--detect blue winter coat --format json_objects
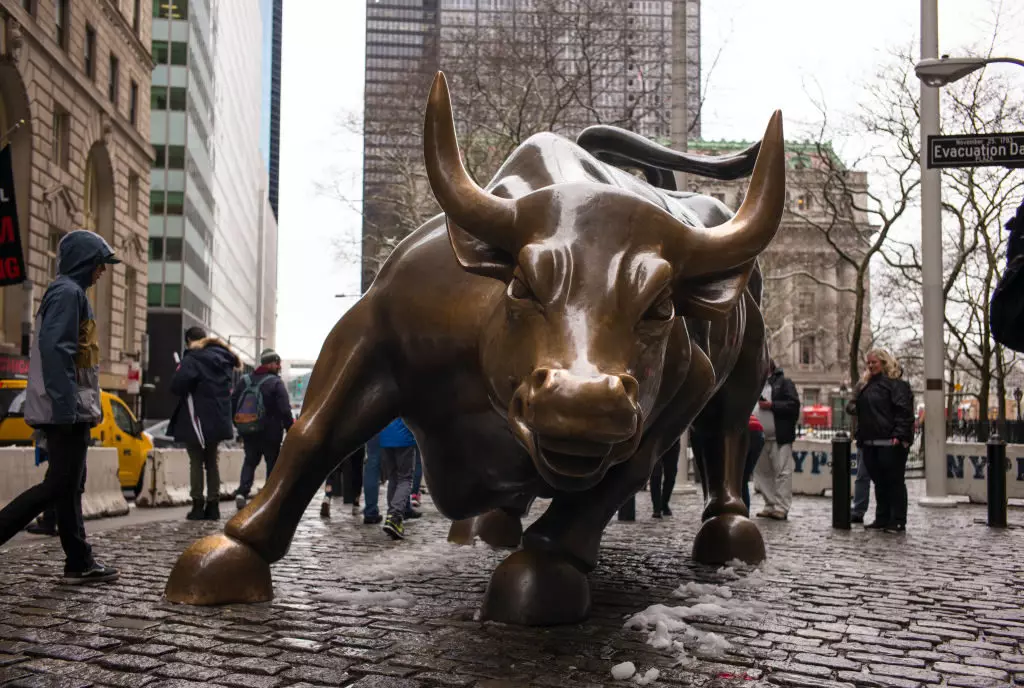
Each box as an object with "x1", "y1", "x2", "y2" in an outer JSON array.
[
  {"x1": 379, "y1": 418, "x2": 416, "y2": 448},
  {"x1": 169, "y1": 337, "x2": 240, "y2": 446},
  {"x1": 24, "y1": 230, "x2": 117, "y2": 428}
]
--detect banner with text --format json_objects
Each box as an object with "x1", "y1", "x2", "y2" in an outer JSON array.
[{"x1": 0, "y1": 145, "x2": 26, "y2": 286}]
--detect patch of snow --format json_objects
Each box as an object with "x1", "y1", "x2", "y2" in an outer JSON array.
[
  {"x1": 725, "y1": 558, "x2": 747, "y2": 568},
  {"x1": 315, "y1": 588, "x2": 413, "y2": 608},
  {"x1": 716, "y1": 565, "x2": 740, "y2": 579},
  {"x1": 611, "y1": 661, "x2": 636, "y2": 680},
  {"x1": 634, "y1": 668, "x2": 660, "y2": 685}
]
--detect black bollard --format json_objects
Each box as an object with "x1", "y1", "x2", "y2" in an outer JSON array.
[
  {"x1": 987, "y1": 431, "x2": 1007, "y2": 528},
  {"x1": 617, "y1": 495, "x2": 636, "y2": 521},
  {"x1": 832, "y1": 431, "x2": 852, "y2": 530}
]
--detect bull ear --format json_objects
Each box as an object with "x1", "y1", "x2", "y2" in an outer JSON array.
[
  {"x1": 673, "y1": 261, "x2": 755, "y2": 320},
  {"x1": 447, "y1": 217, "x2": 515, "y2": 281}
]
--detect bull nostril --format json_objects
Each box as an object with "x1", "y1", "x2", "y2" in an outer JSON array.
[
  {"x1": 531, "y1": 368, "x2": 551, "y2": 389},
  {"x1": 618, "y1": 374, "x2": 640, "y2": 405}
]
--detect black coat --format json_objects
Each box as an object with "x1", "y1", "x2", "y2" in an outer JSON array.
[
  {"x1": 231, "y1": 368, "x2": 294, "y2": 445},
  {"x1": 991, "y1": 197, "x2": 1024, "y2": 352},
  {"x1": 767, "y1": 368, "x2": 801, "y2": 446},
  {"x1": 169, "y1": 338, "x2": 241, "y2": 447},
  {"x1": 851, "y1": 374, "x2": 914, "y2": 446}
]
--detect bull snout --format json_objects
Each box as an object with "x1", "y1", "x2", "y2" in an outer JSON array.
[{"x1": 521, "y1": 368, "x2": 640, "y2": 445}]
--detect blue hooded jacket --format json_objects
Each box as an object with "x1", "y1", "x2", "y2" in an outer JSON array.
[
  {"x1": 24, "y1": 230, "x2": 118, "y2": 427},
  {"x1": 379, "y1": 418, "x2": 416, "y2": 448}
]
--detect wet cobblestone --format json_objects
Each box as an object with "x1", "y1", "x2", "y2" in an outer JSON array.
[{"x1": 0, "y1": 480, "x2": 1021, "y2": 687}]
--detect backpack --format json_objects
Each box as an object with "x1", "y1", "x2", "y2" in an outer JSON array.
[{"x1": 233, "y1": 374, "x2": 271, "y2": 435}]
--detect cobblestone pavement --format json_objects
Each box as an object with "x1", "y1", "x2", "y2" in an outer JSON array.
[{"x1": 0, "y1": 480, "x2": 1022, "y2": 688}]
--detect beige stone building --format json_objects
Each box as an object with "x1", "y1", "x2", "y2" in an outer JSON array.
[
  {"x1": 0, "y1": 0, "x2": 152, "y2": 394},
  {"x1": 686, "y1": 141, "x2": 873, "y2": 420}
]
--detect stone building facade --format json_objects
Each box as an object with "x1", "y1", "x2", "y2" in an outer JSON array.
[
  {"x1": 687, "y1": 141, "x2": 873, "y2": 419},
  {"x1": 0, "y1": 0, "x2": 152, "y2": 395}
]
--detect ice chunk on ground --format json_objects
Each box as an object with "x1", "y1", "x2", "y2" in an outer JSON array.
[
  {"x1": 315, "y1": 588, "x2": 413, "y2": 607},
  {"x1": 611, "y1": 661, "x2": 636, "y2": 680},
  {"x1": 673, "y1": 581, "x2": 732, "y2": 598},
  {"x1": 716, "y1": 565, "x2": 740, "y2": 579},
  {"x1": 634, "y1": 668, "x2": 660, "y2": 685}
]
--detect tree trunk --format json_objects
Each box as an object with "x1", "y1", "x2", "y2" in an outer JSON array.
[
  {"x1": 995, "y1": 344, "x2": 1007, "y2": 427},
  {"x1": 848, "y1": 275, "x2": 867, "y2": 386}
]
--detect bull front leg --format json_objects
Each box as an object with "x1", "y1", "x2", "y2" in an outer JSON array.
[
  {"x1": 480, "y1": 350, "x2": 717, "y2": 626},
  {"x1": 165, "y1": 300, "x2": 400, "y2": 605}
]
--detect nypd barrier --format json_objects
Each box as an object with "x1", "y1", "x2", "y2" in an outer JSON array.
[
  {"x1": 135, "y1": 448, "x2": 266, "y2": 507},
  {"x1": 946, "y1": 442, "x2": 1024, "y2": 504},
  {"x1": 0, "y1": 447, "x2": 129, "y2": 519},
  {"x1": 791, "y1": 439, "x2": 856, "y2": 496}
]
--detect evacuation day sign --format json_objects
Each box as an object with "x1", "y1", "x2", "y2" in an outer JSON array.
[
  {"x1": 927, "y1": 132, "x2": 1024, "y2": 169},
  {"x1": 0, "y1": 145, "x2": 26, "y2": 286}
]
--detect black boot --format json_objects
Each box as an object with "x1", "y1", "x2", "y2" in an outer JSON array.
[
  {"x1": 204, "y1": 501, "x2": 220, "y2": 520},
  {"x1": 186, "y1": 502, "x2": 206, "y2": 521}
]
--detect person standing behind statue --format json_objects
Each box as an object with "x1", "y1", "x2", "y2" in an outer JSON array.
[
  {"x1": 650, "y1": 438, "x2": 680, "y2": 518},
  {"x1": 743, "y1": 413, "x2": 765, "y2": 511},
  {"x1": 379, "y1": 418, "x2": 417, "y2": 540},
  {"x1": 170, "y1": 326, "x2": 240, "y2": 521},
  {"x1": 232, "y1": 349, "x2": 293, "y2": 510},
  {"x1": 0, "y1": 230, "x2": 120, "y2": 583},
  {"x1": 847, "y1": 349, "x2": 914, "y2": 533},
  {"x1": 753, "y1": 361, "x2": 800, "y2": 520}
]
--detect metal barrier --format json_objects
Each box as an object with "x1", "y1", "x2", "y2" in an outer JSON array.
[
  {"x1": 831, "y1": 433, "x2": 852, "y2": 530},
  {"x1": 987, "y1": 432, "x2": 1007, "y2": 527}
]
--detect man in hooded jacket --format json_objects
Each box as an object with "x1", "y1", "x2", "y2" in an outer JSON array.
[
  {"x1": 0, "y1": 230, "x2": 120, "y2": 584},
  {"x1": 170, "y1": 326, "x2": 240, "y2": 520}
]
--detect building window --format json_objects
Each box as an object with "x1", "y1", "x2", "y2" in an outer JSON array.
[
  {"x1": 795, "y1": 194, "x2": 813, "y2": 211},
  {"x1": 150, "y1": 190, "x2": 165, "y2": 214},
  {"x1": 168, "y1": 86, "x2": 186, "y2": 110},
  {"x1": 154, "y1": 0, "x2": 188, "y2": 19},
  {"x1": 55, "y1": 0, "x2": 69, "y2": 50},
  {"x1": 170, "y1": 42, "x2": 187, "y2": 65},
  {"x1": 147, "y1": 283, "x2": 161, "y2": 306},
  {"x1": 797, "y1": 291, "x2": 815, "y2": 317},
  {"x1": 128, "y1": 173, "x2": 139, "y2": 220},
  {"x1": 133, "y1": 0, "x2": 141, "y2": 34},
  {"x1": 51, "y1": 107, "x2": 70, "y2": 170},
  {"x1": 799, "y1": 336, "x2": 816, "y2": 366},
  {"x1": 803, "y1": 388, "x2": 820, "y2": 406},
  {"x1": 166, "y1": 145, "x2": 185, "y2": 169},
  {"x1": 148, "y1": 237, "x2": 163, "y2": 260},
  {"x1": 124, "y1": 268, "x2": 137, "y2": 352},
  {"x1": 165, "y1": 191, "x2": 184, "y2": 215},
  {"x1": 21, "y1": 0, "x2": 34, "y2": 16},
  {"x1": 84, "y1": 24, "x2": 96, "y2": 79},
  {"x1": 151, "y1": 85, "x2": 168, "y2": 110},
  {"x1": 108, "y1": 54, "x2": 120, "y2": 105},
  {"x1": 164, "y1": 284, "x2": 181, "y2": 307},
  {"x1": 152, "y1": 41, "x2": 168, "y2": 63},
  {"x1": 164, "y1": 237, "x2": 183, "y2": 261},
  {"x1": 129, "y1": 80, "x2": 139, "y2": 125},
  {"x1": 46, "y1": 229, "x2": 65, "y2": 276}
]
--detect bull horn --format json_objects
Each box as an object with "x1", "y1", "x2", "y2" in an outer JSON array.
[
  {"x1": 423, "y1": 72, "x2": 516, "y2": 247},
  {"x1": 675, "y1": 111, "x2": 786, "y2": 276}
]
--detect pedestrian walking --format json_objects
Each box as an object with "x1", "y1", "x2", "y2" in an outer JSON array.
[
  {"x1": 846, "y1": 349, "x2": 914, "y2": 534},
  {"x1": 0, "y1": 230, "x2": 120, "y2": 583},
  {"x1": 361, "y1": 434, "x2": 383, "y2": 525},
  {"x1": 320, "y1": 446, "x2": 363, "y2": 518},
  {"x1": 743, "y1": 414, "x2": 765, "y2": 511},
  {"x1": 169, "y1": 326, "x2": 240, "y2": 521},
  {"x1": 752, "y1": 360, "x2": 800, "y2": 520},
  {"x1": 379, "y1": 418, "x2": 418, "y2": 540},
  {"x1": 231, "y1": 349, "x2": 293, "y2": 509},
  {"x1": 650, "y1": 438, "x2": 680, "y2": 518}
]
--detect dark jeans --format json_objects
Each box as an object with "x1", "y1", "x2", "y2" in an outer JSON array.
[
  {"x1": 342, "y1": 447, "x2": 364, "y2": 504},
  {"x1": 237, "y1": 437, "x2": 279, "y2": 498},
  {"x1": 187, "y1": 443, "x2": 220, "y2": 504},
  {"x1": 851, "y1": 453, "x2": 871, "y2": 517},
  {"x1": 860, "y1": 444, "x2": 908, "y2": 527},
  {"x1": 412, "y1": 450, "x2": 423, "y2": 495},
  {"x1": 381, "y1": 445, "x2": 416, "y2": 518},
  {"x1": 363, "y1": 436, "x2": 381, "y2": 518},
  {"x1": 650, "y1": 439, "x2": 680, "y2": 511},
  {"x1": 743, "y1": 430, "x2": 765, "y2": 510},
  {"x1": 0, "y1": 424, "x2": 94, "y2": 572}
]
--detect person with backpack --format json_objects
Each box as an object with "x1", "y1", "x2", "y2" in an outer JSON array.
[
  {"x1": 170, "y1": 326, "x2": 241, "y2": 521},
  {"x1": 232, "y1": 349, "x2": 293, "y2": 510}
]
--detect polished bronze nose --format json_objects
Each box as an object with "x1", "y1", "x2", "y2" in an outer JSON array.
[{"x1": 524, "y1": 368, "x2": 640, "y2": 444}]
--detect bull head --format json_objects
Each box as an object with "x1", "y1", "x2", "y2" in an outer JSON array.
[{"x1": 424, "y1": 72, "x2": 785, "y2": 491}]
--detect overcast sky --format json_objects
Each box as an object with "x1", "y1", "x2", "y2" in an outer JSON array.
[{"x1": 275, "y1": 0, "x2": 1024, "y2": 361}]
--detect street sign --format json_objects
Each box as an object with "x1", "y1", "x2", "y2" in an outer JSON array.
[{"x1": 927, "y1": 132, "x2": 1024, "y2": 169}]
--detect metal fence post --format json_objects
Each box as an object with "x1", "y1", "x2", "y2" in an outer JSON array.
[
  {"x1": 617, "y1": 495, "x2": 636, "y2": 521},
  {"x1": 987, "y1": 430, "x2": 1007, "y2": 528},
  {"x1": 832, "y1": 431, "x2": 852, "y2": 530}
]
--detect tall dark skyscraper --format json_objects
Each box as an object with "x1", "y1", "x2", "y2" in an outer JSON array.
[{"x1": 261, "y1": 0, "x2": 284, "y2": 220}]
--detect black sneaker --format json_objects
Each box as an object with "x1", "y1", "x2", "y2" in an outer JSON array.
[
  {"x1": 404, "y1": 509, "x2": 423, "y2": 520},
  {"x1": 63, "y1": 562, "x2": 118, "y2": 585},
  {"x1": 204, "y1": 502, "x2": 220, "y2": 520},
  {"x1": 865, "y1": 521, "x2": 889, "y2": 530},
  {"x1": 26, "y1": 520, "x2": 58, "y2": 536},
  {"x1": 320, "y1": 500, "x2": 331, "y2": 519},
  {"x1": 883, "y1": 524, "x2": 906, "y2": 534},
  {"x1": 363, "y1": 514, "x2": 383, "y2": 525},
  {"x1": 186, "y1": 503, "x2": 206, "y2": 521},
  {"x1": 383, "y1": 514, "x2": 405, "y2": 540},
  {"x1": 851, "y1": 514, "x2": 865, "y2": 524},
  {"x1": 661, "y1": 505, "x2": 673, "y2": 517},
  {"x1": 652, "y1": 510, "x2": 663, "y2": 519}
]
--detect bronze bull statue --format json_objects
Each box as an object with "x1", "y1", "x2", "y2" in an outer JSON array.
[{"x1": 165, "y1": 72, "x2": 785, "y2": 626}]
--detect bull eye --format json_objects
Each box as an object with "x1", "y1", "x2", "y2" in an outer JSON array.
[
  {"x1": 642, "y1": 293, "x2": 674, "y2": 322},
  {"x1": 507, "y1": 276, "x2": 536, "y2": 302}
]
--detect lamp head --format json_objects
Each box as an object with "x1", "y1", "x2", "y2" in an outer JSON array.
[{"x1": 915, "y1": 56, "x2": 989, "y2": 87}]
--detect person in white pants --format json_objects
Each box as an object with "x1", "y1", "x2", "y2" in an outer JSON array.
[{"x1": 752, "y1": 361, "x2": 801, "y2": 520}]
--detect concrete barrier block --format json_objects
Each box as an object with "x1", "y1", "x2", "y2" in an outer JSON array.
[
  {"x1": 136, "y1": 446, "x2": 265, "y2": 508},
  {"x1": 945, "y1": 442, "x2": 1024, "y2": 503},
  {"x1": 791, "y1": 439, "x2": 855, "y2": 496},
  {"x1": 0, "y1": 446, "x2": 128, "y2": 519}
]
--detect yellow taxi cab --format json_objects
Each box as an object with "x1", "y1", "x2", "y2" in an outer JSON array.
[{"x1": 0, "y1": 378, "x2": 154, "y2": 494}]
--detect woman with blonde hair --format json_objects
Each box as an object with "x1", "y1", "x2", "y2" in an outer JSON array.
[{"x1": 846, "y1": 348, "x2": 914, "y2": 533}]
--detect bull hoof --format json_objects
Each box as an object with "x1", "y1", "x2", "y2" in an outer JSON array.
[
  {"x1": 480, "y1": 549, "x2": 590, "y2": 626},
  {"x1": 447, "y1": 518, "x2": 476, "y2": 545},
  {"x1": 448, "y1": 509, "x2": 523, "y2": 549},
  {"x1": 691, "y1": 513, "x2": 766, "y2": 566},
  {"x1": 165, "y1": 534, "x2": 273, "y2": 605}
]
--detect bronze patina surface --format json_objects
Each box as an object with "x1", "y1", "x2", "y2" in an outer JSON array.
[{"x1": 166, "y1": 72, "x2": 785, "y2": 625}]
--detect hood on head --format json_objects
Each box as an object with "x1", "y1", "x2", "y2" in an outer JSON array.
[
  {"x1": 57, "y1": 230, "x2": 119, "y2": 287},
  {"x1": 188, "y1": 336, "x2": 242, "y2": 370}
]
